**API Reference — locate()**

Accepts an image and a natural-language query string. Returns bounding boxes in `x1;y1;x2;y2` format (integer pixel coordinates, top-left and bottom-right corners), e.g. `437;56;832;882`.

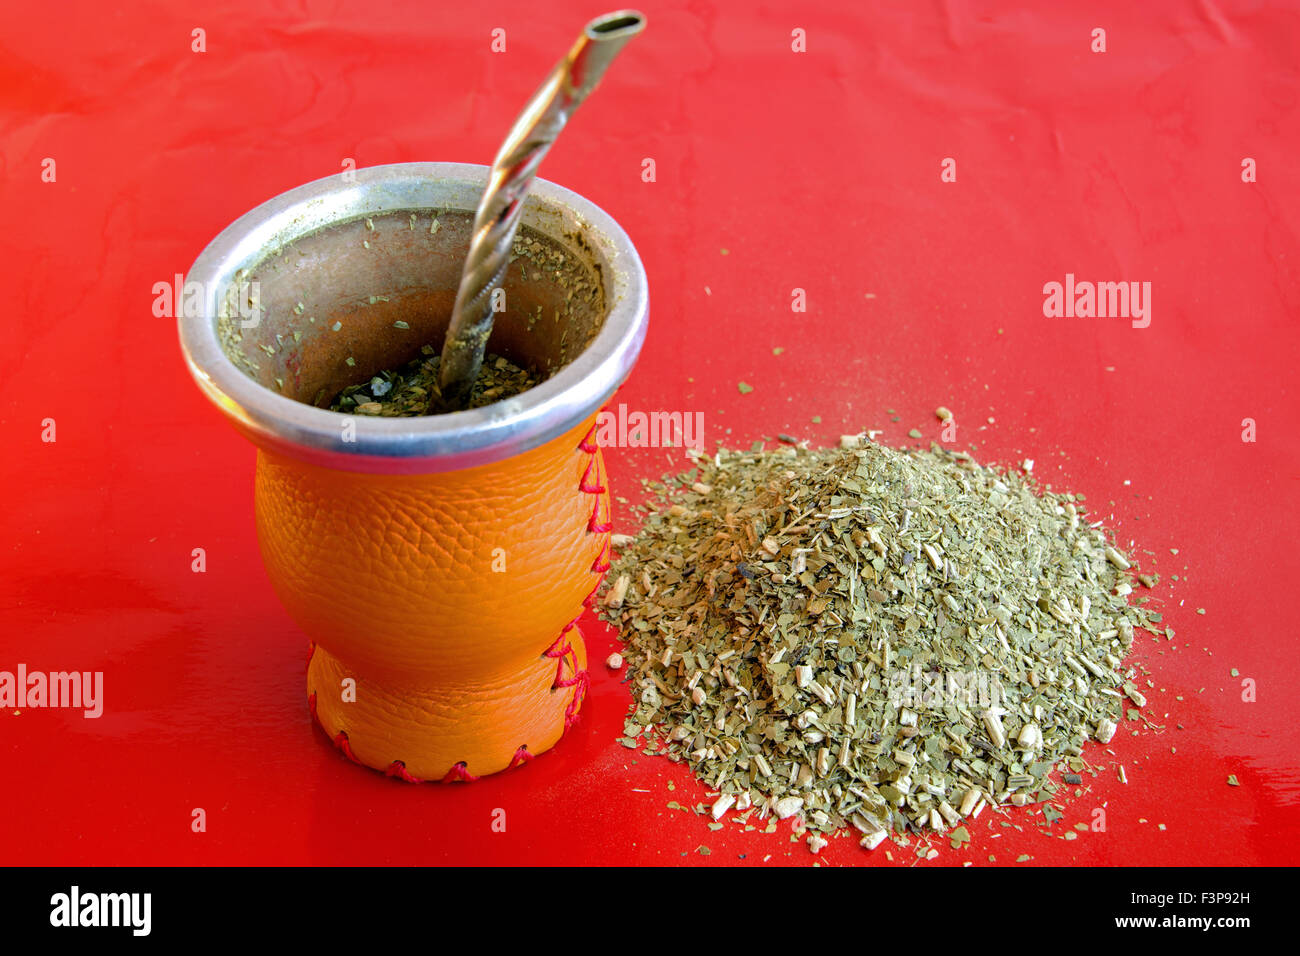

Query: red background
2;0;1297;866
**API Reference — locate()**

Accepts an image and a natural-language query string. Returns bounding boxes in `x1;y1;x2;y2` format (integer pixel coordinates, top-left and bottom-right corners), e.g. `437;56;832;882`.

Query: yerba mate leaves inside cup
214;214;604;414
328;349;540;416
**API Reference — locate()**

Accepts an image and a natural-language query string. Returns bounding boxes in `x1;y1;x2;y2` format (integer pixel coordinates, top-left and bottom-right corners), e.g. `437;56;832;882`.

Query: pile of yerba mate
601;438;1159;854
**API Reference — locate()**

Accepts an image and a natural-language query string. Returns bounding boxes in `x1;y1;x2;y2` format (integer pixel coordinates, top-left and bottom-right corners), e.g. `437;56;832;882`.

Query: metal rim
179;162;648;474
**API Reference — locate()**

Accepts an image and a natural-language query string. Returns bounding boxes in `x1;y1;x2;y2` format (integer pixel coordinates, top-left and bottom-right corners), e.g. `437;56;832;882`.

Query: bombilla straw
436;10;646;410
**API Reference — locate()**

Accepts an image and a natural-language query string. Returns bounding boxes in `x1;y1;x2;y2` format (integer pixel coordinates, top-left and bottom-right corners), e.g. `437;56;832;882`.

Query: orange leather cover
253;414;609;780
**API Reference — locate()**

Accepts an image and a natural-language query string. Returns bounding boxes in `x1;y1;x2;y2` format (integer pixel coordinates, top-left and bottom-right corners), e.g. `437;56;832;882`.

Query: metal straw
436;10;646;410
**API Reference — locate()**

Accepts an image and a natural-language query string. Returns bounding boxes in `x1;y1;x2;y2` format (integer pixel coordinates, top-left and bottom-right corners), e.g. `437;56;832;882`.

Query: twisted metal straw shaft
437;11;645;410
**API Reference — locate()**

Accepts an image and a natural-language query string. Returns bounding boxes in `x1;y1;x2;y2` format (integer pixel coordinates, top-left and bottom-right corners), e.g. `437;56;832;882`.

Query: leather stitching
541;420;608;731
305;419;609;782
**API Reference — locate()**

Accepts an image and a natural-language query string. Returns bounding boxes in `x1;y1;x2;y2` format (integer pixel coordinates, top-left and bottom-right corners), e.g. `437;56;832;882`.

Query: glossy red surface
2;0;1297;866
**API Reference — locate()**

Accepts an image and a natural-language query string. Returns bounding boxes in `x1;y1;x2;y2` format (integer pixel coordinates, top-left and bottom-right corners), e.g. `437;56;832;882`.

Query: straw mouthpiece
586;11;646;41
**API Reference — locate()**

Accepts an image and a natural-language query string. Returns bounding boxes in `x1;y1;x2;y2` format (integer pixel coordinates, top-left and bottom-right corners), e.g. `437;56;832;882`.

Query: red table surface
2;0;1297;867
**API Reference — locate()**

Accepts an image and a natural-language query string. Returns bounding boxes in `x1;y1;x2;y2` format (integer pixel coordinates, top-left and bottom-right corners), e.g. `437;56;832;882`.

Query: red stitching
553;668;584;690
563;670;590;729
441;761;480;784
308;670;475;786
544;617;583;689
562;589;603;726
386;760;425;783
577;421;600;455
537;420;610;728
545;626;575;652
579;455;606;495
509;746;534;768
333;731;363;765
586;465;613;532
591;537;611;573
